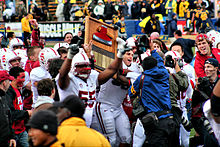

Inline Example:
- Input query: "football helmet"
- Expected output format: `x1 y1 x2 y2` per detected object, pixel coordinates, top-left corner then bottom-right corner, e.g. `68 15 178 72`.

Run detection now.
0 48 21 71
9 38 24 50
165 51 181 59
206 30 220 43
53 43 69 51
71 49 91 79
38 47 60 70
126 37 137 48
14 49 28 69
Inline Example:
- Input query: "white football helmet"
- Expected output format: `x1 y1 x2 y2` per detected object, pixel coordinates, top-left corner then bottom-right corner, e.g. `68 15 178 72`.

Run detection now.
0 48 21 71
206 30 220 46
71 49 91 79
126 37 137 48
38 47 60 70
9 38 24 50
165 51 181 59
53 42 69 51
14 49 28 69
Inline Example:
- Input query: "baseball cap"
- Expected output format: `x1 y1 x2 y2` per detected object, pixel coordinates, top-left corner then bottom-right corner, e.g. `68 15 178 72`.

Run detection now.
205 58 219 68
54 95 85 118
0 70 14 82
26 110 58 135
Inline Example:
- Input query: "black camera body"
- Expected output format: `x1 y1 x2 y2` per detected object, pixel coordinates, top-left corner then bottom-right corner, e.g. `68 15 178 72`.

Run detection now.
165 55 183 68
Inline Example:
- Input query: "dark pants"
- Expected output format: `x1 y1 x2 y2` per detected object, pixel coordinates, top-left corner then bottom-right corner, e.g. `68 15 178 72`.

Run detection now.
143 117 180 147
23 31 30 48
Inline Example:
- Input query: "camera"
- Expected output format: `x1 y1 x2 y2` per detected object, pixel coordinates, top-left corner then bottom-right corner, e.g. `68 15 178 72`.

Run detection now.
165 55 183 68
197 76 212 97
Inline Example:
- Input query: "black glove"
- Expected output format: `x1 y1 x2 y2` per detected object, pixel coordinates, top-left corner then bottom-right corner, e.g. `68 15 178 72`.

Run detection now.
67 44 79 59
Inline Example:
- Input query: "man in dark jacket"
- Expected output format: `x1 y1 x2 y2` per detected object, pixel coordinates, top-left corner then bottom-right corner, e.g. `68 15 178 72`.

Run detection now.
63 0 72 21
6 67 32 147
104 0 117 20
131 0 141 19
0 70 16 147
173 30 195 63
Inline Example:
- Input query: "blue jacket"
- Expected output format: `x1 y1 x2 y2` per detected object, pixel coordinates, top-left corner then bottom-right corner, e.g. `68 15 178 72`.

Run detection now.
129 50 172 119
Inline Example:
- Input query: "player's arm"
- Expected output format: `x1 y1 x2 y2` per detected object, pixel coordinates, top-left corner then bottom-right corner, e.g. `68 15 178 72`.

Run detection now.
58 44 79 89
98 37 125 85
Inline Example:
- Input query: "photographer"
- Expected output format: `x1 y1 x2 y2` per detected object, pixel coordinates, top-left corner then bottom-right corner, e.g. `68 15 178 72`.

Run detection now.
191 58 219 146
129 46 179 146
165 51 192 147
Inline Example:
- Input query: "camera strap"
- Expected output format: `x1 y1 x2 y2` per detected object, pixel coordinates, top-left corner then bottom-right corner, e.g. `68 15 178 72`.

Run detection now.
139 74 145 98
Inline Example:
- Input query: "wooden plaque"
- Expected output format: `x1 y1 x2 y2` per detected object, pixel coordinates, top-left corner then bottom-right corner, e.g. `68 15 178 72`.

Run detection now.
84 16 118 71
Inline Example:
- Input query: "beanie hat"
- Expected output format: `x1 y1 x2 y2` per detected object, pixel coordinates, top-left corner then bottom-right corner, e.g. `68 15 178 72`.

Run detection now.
27 110 58 135
205 58 219 68
142 56 157 70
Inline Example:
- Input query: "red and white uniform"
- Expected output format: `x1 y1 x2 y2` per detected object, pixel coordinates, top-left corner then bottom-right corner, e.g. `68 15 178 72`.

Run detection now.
95 62 141 146
56 70 99 127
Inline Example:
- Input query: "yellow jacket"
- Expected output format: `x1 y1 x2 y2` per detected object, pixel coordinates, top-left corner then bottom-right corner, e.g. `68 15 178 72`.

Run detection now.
57 117 111 147
21 17 31 33
165 0 177 15
179 1 189 17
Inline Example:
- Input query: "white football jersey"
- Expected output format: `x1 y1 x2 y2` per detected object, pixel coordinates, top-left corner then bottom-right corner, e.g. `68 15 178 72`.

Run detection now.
177 62 195 110
96 62 142 108
30 66 52 107
56 69 99 127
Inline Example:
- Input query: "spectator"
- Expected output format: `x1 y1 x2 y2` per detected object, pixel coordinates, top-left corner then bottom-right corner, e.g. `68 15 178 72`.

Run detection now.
54 95 111 146
167 12 177 37
83 2 91 17
70 3 83 21
64 32 73 44
41 8 53 21
63 0 72 21
204 58 219 86
0 70 16 147
173 30 195 63
165 0 177 20
131 0 141 19
179 0 189 18
194 34 220 78
56 0 64 22
151 0 163 15
33 78 55 114
119 1 129 19
104 0 117 20
21 13 31 48
93 0 105 20
144 13 161 36
1 32 16 48
6 67 32 147
116 15 127 40
3 4 13 22
16 0 26 21
140 1 149 19
27 110 63 146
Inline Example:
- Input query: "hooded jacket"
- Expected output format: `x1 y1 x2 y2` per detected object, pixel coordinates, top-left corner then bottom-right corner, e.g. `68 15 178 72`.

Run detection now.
33 95 54 114
129 50 172 119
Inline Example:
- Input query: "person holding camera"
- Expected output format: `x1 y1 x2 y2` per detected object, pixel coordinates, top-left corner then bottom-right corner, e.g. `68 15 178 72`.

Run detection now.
190 58 219 146
194 33 220 78
128 46 179 146
165 50 193 147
